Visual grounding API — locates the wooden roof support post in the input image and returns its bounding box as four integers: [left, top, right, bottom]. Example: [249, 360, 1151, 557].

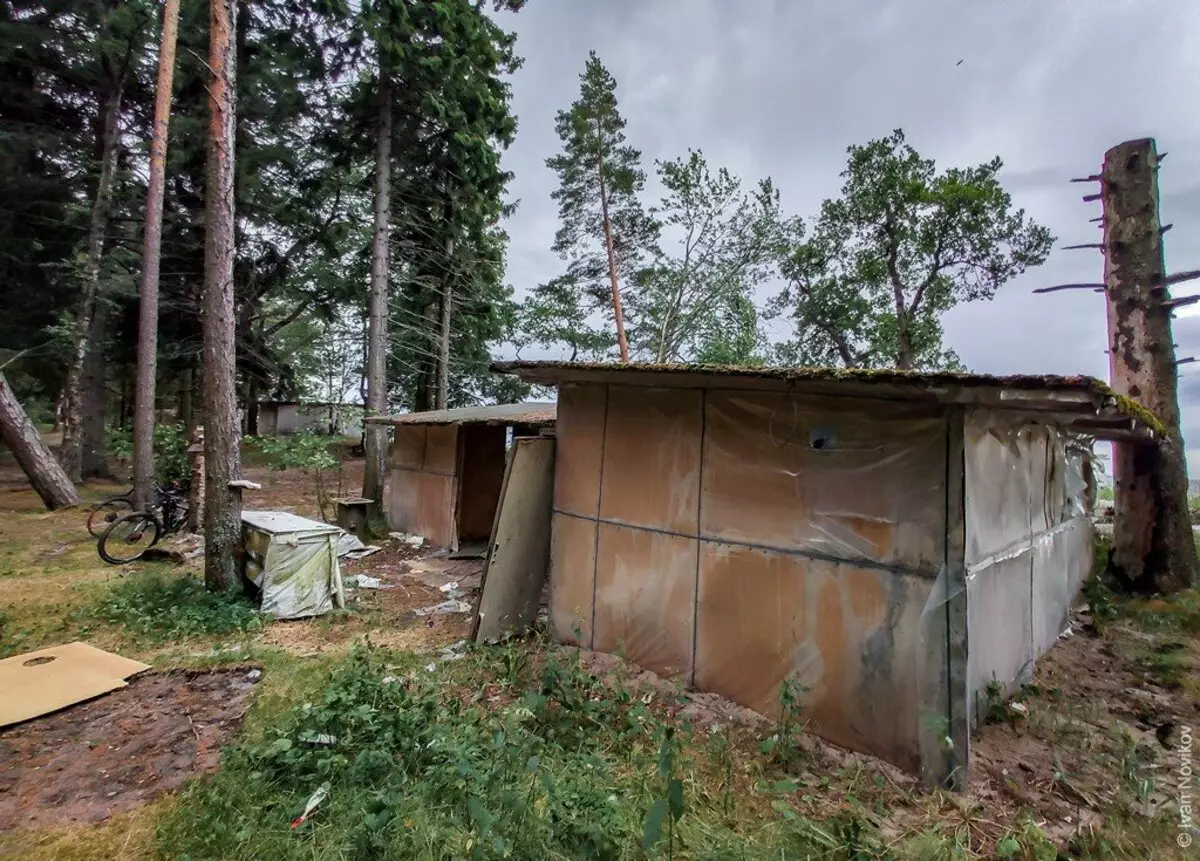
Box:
[1102, 139, 1197, 593]
[943, 406, 968, 791]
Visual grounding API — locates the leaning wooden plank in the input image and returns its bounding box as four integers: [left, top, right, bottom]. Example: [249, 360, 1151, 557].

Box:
[0, 642, 150, 727]
[472, 438, 556, 643]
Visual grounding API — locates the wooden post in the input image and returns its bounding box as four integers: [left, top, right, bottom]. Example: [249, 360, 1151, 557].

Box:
[1102, 139, 1198, 593]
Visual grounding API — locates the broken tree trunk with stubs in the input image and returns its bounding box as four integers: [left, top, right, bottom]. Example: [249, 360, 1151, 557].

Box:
[0, 371, 81, 510]
[1102, 138, 1198, 594]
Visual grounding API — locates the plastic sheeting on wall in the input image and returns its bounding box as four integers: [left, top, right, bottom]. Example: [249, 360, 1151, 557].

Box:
[963, 413, 1092, 726]
[550, 384, 951, 773]
[701, 392, 947, 570]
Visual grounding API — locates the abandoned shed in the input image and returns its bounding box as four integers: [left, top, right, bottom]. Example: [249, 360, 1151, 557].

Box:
[367, 402, 556, 551]
[491, 361, 1156, 786]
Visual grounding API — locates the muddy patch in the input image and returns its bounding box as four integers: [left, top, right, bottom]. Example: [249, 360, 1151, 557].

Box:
[0, 667, 260, 830]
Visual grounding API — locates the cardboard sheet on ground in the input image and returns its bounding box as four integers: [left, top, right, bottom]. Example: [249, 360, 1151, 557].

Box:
[0, 642, 150, 727]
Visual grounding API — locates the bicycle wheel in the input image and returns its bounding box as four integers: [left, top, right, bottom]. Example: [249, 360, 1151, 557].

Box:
[98, 513, 161, 565]
[87, 496, 134, 538]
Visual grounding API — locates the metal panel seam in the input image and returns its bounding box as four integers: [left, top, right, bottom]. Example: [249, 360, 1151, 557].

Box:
[590, 385, 609, 649]
[552, 509, 941, 579]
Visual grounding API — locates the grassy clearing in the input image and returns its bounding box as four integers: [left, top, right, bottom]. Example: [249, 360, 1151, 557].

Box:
[81, 571, 263, 644]
[153, 643, 896, 860]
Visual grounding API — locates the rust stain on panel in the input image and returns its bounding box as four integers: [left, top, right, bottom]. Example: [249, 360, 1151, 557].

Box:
[391, 426, 426, 470]
[812, 575, 849, 731]
[549, 514, 596, 646]
[599, 387, 702, 536]
[846, 566, 886, 625]
[694, 543, 807, 718]
[554, 385, 607, 517]
[423, 425, 459, 476]
[593, 522, 696, 681]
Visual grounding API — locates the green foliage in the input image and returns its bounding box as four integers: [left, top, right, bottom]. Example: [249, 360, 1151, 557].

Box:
[156, 644, 881, 860]
[250, 429, 342, 520]
[87, 572, 260, 643]
[770, 129, 1054, 370]
[107, 422, 190, 485]
[523, 51, 659, 359]
[630, 150, 793, 363]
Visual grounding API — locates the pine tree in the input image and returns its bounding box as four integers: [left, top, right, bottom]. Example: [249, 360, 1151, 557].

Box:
[535, 51, 657, 362]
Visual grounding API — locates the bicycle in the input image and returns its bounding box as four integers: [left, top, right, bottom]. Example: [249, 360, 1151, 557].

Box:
[97, 482, 191, 565]
[86, 487, 135, 537]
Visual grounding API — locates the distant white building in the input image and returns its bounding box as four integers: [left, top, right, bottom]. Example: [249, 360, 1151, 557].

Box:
[255, 402, 363, 437]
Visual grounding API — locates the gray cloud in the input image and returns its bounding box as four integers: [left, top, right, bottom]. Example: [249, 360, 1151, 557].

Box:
[497, 0, 1200, 466]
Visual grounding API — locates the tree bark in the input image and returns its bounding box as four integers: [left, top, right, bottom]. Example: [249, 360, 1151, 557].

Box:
[202, 0, 243, 592]
[179, 363, 194, 431]
[133, 0, 181, 509]
[60, 82, 123, 482]
[362, 66, 392, 507]
[1102, 138, 1197, 594]
[80, 304, 110, 479]
[0, 372, 81, 510]
[595, 119, 630, 363]
[436, 225, 454, 410]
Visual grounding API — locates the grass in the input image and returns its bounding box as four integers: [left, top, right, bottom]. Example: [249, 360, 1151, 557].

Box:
[81, 570, 262, 644]
[153, 643, 890, 861]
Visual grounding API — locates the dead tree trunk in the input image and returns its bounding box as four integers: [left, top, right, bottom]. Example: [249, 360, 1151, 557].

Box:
[133, 0, 181, 510]
[60, 82, 123, 482]
[1102, 138, 1197, 594]
[362, 66, 392, 507]
[0, 372, 81, 510]
[202, 0, 243, 592]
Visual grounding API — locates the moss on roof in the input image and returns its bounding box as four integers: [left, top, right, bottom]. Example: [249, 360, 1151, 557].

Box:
[490, 360, 1167, 435]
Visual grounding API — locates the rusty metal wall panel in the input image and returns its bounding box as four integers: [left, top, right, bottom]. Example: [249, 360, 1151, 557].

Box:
[457, 425, 507, 542]
[593, 522, 696, 681]
[554, 384, 607, 518]
[599, 387, 703, 536]
[549, 513, 596, 646]
[701, 391, 946, 568]
[387, 468, 457, 548]
[423, 425, 459, 476]
[391, 426, 427, 470]
[693, 541, 931, 772]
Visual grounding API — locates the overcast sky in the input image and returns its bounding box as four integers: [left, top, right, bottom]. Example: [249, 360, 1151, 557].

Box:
[495, 0, 1200, 468]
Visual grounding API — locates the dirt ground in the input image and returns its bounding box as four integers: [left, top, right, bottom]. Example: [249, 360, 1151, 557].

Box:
[0, 667, 260, 831]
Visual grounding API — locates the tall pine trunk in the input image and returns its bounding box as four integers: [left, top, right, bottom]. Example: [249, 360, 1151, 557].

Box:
[133, 0, 181, 509]
[202, 0, 242, 591]
[0, 372, 81, 510]
[436, 211, 454, 410]
[595, 129, 630, 363]
[60, 82, 123, 481]
[363, 69, 392, 507]
[80, 306, 110, 479]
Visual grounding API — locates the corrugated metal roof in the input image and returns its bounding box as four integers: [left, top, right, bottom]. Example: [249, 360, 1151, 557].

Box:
[490, 361, 1162, 440]
[365, 402, 556, 428]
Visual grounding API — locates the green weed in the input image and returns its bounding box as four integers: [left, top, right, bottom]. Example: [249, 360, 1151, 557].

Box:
[85, 571, 261, 643]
